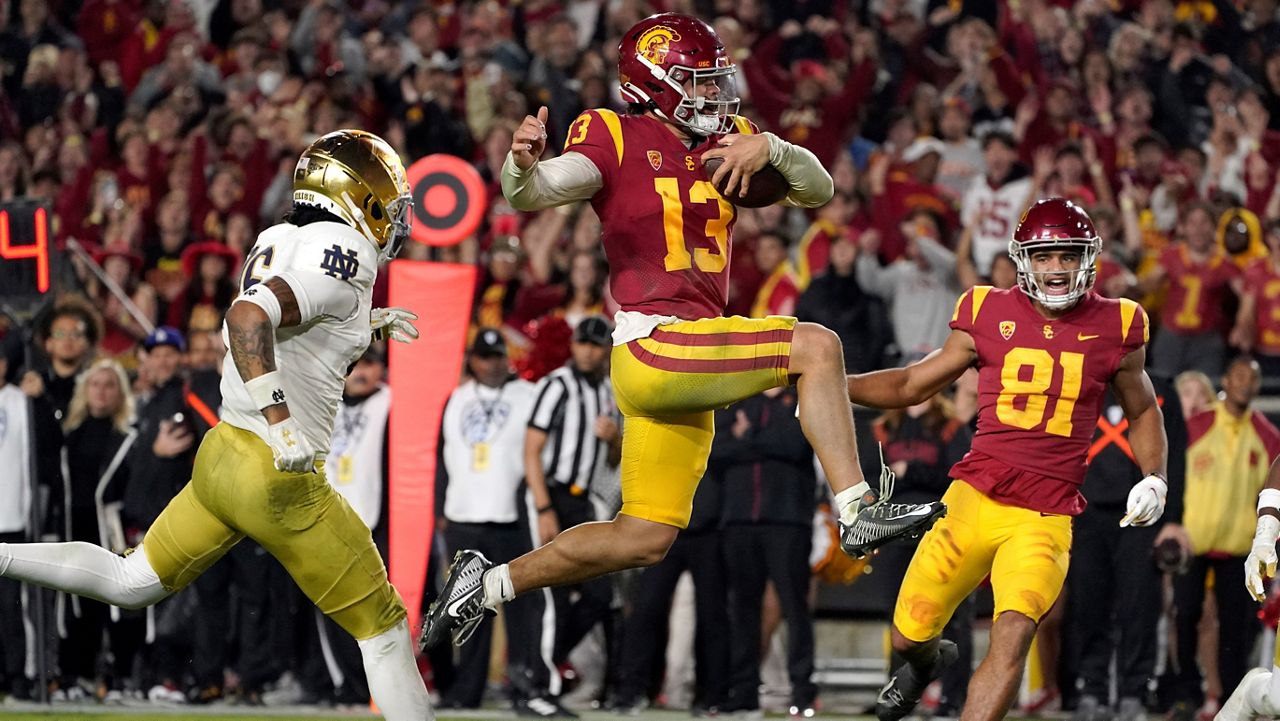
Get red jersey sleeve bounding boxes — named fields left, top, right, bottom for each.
left=1186, top=409, right=1215, bottom=446
left=1118, top=297, right=1150, bottom=356
left=562, top=109, right=626, bottom=184
left=949, top=286, right=993, bottom=334
left=1245, top=259, right=1267, bottom=292
left=1252, top=412, right=1280, bottom=463
left=1216, top=255, right=1244, bottom=286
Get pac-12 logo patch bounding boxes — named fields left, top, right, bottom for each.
left=647, top=150, right=662, bottom=171
left=999, top=321, right=1015, bottom=340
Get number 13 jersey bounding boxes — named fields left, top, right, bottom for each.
left=949, top=286, right=1149, bottom=515
left=564, top=109, right=757, bottom=320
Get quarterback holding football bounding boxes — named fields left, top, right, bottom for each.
left=423, top=12, right=948, bottom=664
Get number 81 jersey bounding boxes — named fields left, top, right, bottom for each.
left=563, top=108, right=758, bottom=320
left=949, top=286, right=1148, bottom=515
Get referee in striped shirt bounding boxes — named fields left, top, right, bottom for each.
left=525, top=315, right=621, bottom=671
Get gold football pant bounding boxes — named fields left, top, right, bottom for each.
left=610, top=315, right=796, bottom=528
left=893, top=480, right=1072, bottom=642
left=143, top=423, right=404, bottom=640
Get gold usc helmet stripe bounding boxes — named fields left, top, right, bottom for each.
left=293, top=130, right=413, bottom=261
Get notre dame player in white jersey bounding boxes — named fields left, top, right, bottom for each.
left=0, top=131, right=433, bottom=721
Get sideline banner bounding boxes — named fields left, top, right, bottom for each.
left=387, top=260, right=475, bottom=632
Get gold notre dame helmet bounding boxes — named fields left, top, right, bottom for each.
left=292, top=130, right=413, bottom=261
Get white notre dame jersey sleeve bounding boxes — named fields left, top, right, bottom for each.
left=961, top=176, right=1033, bottom=275
left=220, top=221, right=378, bottom=458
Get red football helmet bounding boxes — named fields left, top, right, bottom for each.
left=617, top=13, right=740, bottom=136
left=1009, top=197, right=1102, bottom=309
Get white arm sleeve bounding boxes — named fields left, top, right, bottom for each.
left=501, top=152, right=604, bottom=211
left=855, top=255, right=894, bottom=299
left=915, top=235, right=958, bottom=277
left=272, top=270, right=359, bottom=324
left=766, top=132, right=835, bottom=209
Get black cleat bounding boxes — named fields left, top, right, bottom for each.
left=419, top=550, right=495, bottom=650
left=875, top=640, right=959, bottom=721
left=840, top=446, right=946, bottom=559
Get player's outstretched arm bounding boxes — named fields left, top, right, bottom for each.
left=227, top=276, right=315, bottom=473
left=501, top=105, right=603, bottom=211
left=846, top=329, right=976, bottom=409
left=1112, top=347, right=1170, bottom=527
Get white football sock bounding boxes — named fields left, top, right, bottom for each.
left=0, top=541, right=167, bottom=609
left=482, top=563, right=515, bottom=609
left=836, top=482, right=873, bottom=525
left=357, top=619, right=433, bottom=721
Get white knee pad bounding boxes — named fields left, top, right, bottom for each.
left=114, top=545, right=168, bottom=609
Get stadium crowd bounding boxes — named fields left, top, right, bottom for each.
left=3, top=0, right=1280, bottom=717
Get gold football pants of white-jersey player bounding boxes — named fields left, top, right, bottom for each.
left=144, top=422, right=405, bottom=639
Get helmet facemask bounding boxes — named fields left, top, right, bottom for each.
left=1007, top=237, right=1101, bottom=310
left=627, top=59, right=740, bottom=136
left=381, top=194, right=412, bottom=261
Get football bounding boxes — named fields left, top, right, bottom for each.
left=702, top=157, right=790, bottom=208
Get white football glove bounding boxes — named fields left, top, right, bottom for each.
left=1246, top=515, right=1280, bottom=602
left=371, top=307, right=420, bottom=344
left=267, top=417, right=316, bottom=473
left=1120, top=474, right=1167, bottom=527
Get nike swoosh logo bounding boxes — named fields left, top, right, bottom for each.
left=891, top=507, right=936, bottom=520
left=445, top=591, right=477, bottom=619
left=877, top=677, right=904, bottom=705
left=1077, top=333, right=1099, bottom=341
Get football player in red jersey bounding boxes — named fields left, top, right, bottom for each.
left=846, top=198, right=1169, bottom=721
left=421, top=13, right=947, bottom=661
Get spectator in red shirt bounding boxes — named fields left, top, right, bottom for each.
left=750, top=230, right=801, bottom=318
left=76, top=0, right=139, bottom=70
left=742, top=18, right=875, bottom=168
left=868, top=136, right=960, bottom=262
left=473, top=235, right=528, bottom=331
left=1232, top=219, right=1280, bottom=382
left=191, top=163, right=244, bottom=242
left=89, top=244, right=157, bottom=356
left=1107, top=85, right=1156, bottom=174
left=1088, top=204, right=1139, bottom=299
left=1017, top=79, right=1105, bottom=167
left=795, top=190, right=858, bottom=288
left=115, top=130, right=162, bottom=222
left=1142, top=202, right=1244, bottom=378
left=1045, top=140, right=1113, bottom=209
left=166, top=241, right=239, bottom=335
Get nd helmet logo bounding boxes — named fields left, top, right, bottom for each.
left=999, top=321, right=1015, bottom=340
left=637, top=25, right=681, bottom=65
